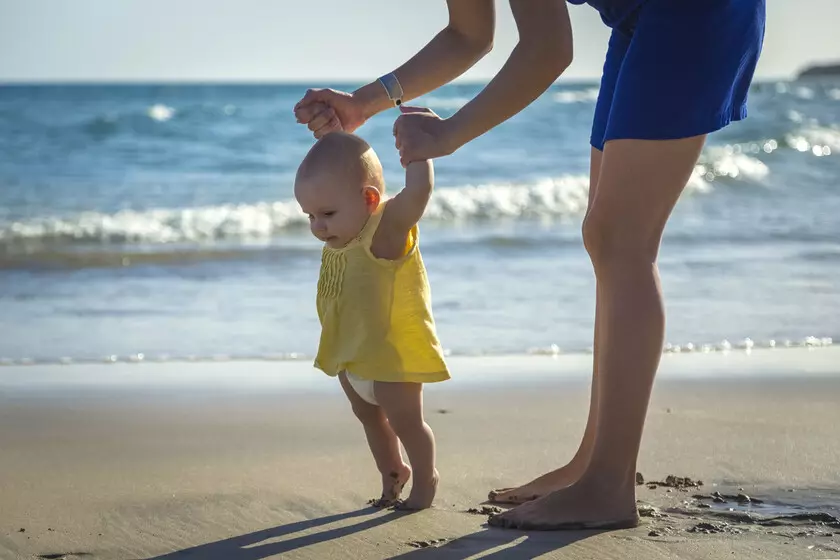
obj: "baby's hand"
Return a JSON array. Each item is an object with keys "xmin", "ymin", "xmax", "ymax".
[{"xmin": 393, "ymin": 106, "xmax": 452, "ymax": 166}]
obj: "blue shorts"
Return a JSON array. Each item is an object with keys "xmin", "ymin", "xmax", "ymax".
[{"xmin": 590, "ymin": 0, "xmax": 766, "ymax": 150}]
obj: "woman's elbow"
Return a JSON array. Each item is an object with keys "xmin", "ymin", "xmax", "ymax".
[
  {"xmin": 477, "ymin": 37, "xmax": 494, "ymax": 59},
  {"xmin": 557, "ymin": 48, "xmax": 574, "ymax": 76},
  {"xmin": 451, "ymin": 26, "xmax": 494, "ymax": 60},
  {"xmin": 522, "ymin": 36, "xmax": 572, "ymax": 79},
  {"xmin": 547, "ymin": 37, "xmax": 573, "ymax": 76}
]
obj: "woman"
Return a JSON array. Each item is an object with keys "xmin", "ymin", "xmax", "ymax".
[{"xmin": 294, "ymin": 0, "xmax": 765, "ymax": 530}]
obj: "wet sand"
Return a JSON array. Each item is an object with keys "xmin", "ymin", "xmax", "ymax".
[{"xmin": 1, "ymin": 347, "xmax": 839, "ymax": 559}]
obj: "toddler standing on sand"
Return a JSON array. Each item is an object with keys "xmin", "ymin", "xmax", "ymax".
[{"xmin": 294, "ymin": 130, "xmax": 450, "ymax": 510}]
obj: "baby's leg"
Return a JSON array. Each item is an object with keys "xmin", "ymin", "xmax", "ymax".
[
  {"xmin": 338, "ymin": 372, "xmax": 410, "ymax": 506},
  {"xmin": 375, "ymin": 382, "xmax": 438, "ymax": 510}
]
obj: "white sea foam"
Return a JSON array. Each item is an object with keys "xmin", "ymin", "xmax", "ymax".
[
  {"xmin": 693, "ymin": 148, "xmax": 770, "ymax": 185},
  {"xmin": 1, "ymin": 178, "xmax": 590, "ymax": 245},
  {"xmin": 785, "ymin": 125, "xmax": 840, "ymax": 156},
  {"xmin": 147, "ymin": 104, "xmax": 175, "ymax": 122},
  {"xmin": 424, "ymin": 176, "xmax": 591, "ymax": 220},
  {"xmin": 553, "ymin": 88, "xmax": 600, "ymax": 104},
  {"xmin": 0, "ymin": 201, "xmax": 307, "ymax": 245},
  {"xmin": 0, "ymin": 147, "xmax": 765, "ymax": 248}
]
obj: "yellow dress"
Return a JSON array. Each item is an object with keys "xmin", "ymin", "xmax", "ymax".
[{"xmin": 314, "ymin": 200, "xmax": 450, "ymax": 383}]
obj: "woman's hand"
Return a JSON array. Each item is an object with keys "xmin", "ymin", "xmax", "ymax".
[
  {"xmin": 294, "ymin": 88, "xmax": 368, "ymax": 138},
  {"xmin": 393, "ymin": 106, "xmax": 458, "ymax": 166}
]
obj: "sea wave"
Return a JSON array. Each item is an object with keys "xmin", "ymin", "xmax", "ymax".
[
  {"xmin": 147, "ymin": 103, "xmax": 176, "ymax": 122},
  {"xmin": 0, "ymin": 201, "xmax": 308, "ymax": 246},
  {"xmin": 4, "ymin": 228, "xmax": 836, "ymax": 270},
  {"xmin": 694, "ymin": 150, "xmax": 770, "ymax": 183},
  {"xmin": 76, "ymin": 103, "xmax": 232, "ymax": 139},
  {"xmin": 552, "ymin": 88, "xmax": 600, "ymax": 104},
  {"xmin": 0, "ymin": 177, "xmax": 593, "ymax": 247},
  {"xmin": 0, "ymin": 148, "xmax": 770, "ymax": 250},
  {"xmin": 785, "ymin": 125, "xmax": 840, "ymax": 156}
]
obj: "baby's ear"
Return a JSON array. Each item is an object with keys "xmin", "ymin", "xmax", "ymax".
[{"xmin": 363, "ymin": 186, "xmax": 381, "ymax": 210}]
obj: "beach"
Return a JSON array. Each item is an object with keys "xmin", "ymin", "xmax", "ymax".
[
  {"xmin": 2, "ymin": 346, "xmax": 839, "ymax": 559},
  {"xmin": 2, "ymin": 78, "xmax": 839, "ymax": 559},
  {"xmin": 2, "ymin": 6, "xmax": 840, "ymax": 559}
]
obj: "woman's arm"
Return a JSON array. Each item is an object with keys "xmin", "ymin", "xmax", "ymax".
[
  {"xmin": 393, "ymin": 0, "xmax": 572, "ymax": 163},
  {"xmin": 437, "ymin": 0, "xmax": 573, "ymax": 154},
  {"xmin": 353, "ymin": 0, "xmax": 496, "ymax": 120},
  {"xmin": 295, "ymin": 0, "xmax": 495, "ymax": 137}
]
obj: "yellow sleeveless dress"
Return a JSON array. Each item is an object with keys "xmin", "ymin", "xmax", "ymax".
[{"xmin": 314, "ymin": 200, "xmax": 450, "ymax": 383}]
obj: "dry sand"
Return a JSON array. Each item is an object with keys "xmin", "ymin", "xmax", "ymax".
[{"xmin": 1, "ymin": 347, "xmax": 839, "ymax": 559}]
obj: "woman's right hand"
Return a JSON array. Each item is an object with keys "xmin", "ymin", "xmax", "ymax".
[{"xmin": 294, "ymin": 88, "xmax": 368, "ymax": 138}]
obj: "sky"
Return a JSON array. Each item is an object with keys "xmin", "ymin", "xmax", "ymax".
[{"xmin": 1, "ymin": 0, "xmax": 839, "ymax": 83}]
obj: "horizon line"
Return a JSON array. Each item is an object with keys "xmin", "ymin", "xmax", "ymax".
[{"xmin": 0, "ymin": 75, "xmax": 797, "ymax": 86}]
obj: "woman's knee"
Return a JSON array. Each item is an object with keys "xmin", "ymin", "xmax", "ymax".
[
  {"xmin": 581, "ymin": 204, "xmax": 662, "ymax": 267},
  {"xmin": 582, "ymin": 138, "xmax": 704, "ymax": 268}
]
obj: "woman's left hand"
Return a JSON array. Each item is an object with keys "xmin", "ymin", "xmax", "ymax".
[{"xmin": 393, "ymin": 106, "xmax": 458, "ymax": 166}]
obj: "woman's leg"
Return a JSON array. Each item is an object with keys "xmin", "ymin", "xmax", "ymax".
[
  {"xmin": 488, "ymin": 147, "xmax": 605, "ymax": 505},
  {"xmin": 490, "ymin": 135, "xmax": 705, "ymax": 530}
]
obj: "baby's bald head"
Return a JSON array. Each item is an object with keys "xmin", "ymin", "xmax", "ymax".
[
  {"xmin": 294, "ymin": 132, "xmax": 385, "ymax": 249},
  {"xmin": 295, "ymin": 131, "xmax": 384, "ymax": 194}
]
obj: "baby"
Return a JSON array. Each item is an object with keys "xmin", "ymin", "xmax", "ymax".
[{"xmin": 294, "ymin": 131, "xmax": 450, "ymax": 510}]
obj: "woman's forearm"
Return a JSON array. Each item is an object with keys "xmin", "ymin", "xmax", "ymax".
[
  {"xmin": 353, "ymin": 25, "xmax": 493, "ymax": 120},
  {"xmin": 446, "ymin": 2, "xmax": 573, "ymax": 151}
]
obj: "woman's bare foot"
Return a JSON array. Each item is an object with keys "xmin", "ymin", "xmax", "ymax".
[
  {"xmin": 488, "ymin": 475, "xmax": 639, "ymax": 531},
  {"xmin": 488, "ymin": 456, "xmax": 588, "ymax": 504},
  {"xmin": 369, "ymin": 463, "xmax": 411, "ymax": 507},
  {"xmin": 394, "ymin": 468, "xmax": 439, "ymax": 510}
]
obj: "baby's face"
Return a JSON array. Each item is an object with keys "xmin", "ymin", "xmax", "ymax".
[{"xmin": 295, "ymin": 175, "xmax": 375, "ymax": 249}]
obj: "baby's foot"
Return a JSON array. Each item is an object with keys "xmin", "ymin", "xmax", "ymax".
[
  {"xmin": 394, "ymin": 468, "xmax": 439, "ymax": 511},
  {"xmin": 369, "ymin": 464, "xmax": 411, "ymax": 507}
]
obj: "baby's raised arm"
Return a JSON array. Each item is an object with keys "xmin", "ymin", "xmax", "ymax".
[{"xmin": 379, "ymin": 160, "xmax": 434, "ymax": 237}]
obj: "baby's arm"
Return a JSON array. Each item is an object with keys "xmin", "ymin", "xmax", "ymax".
[
  {"xmin": 372, "ymin": 160, "xmax": 434, "ymax": 260},
  {"xmin": 380, "ymin": 160, "xmax": 434, "ymax": 236}
]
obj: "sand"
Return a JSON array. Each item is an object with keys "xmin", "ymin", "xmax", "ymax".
[{"xmin": 1, "ymin": 347, "xmax": 839, "ymax": 559}]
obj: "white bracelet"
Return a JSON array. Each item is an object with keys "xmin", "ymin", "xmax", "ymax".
[{"xmin": 377, "ymin": 73, "xmax": 404, "ymax": 106}]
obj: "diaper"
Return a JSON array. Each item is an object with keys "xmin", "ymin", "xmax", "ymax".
[{"xmin": 345, "ymin": 371, "xmax": 378, "ymax": 406}]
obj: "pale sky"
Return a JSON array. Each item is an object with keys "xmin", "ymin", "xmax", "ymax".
[{"xmin": 1, "ymin": 0, "xmax": 839, "ymax": 83}]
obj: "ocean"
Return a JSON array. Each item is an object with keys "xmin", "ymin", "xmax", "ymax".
[{"xmin": 1, "ymin": 81, "xmax": 838, "ymax": 364}]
